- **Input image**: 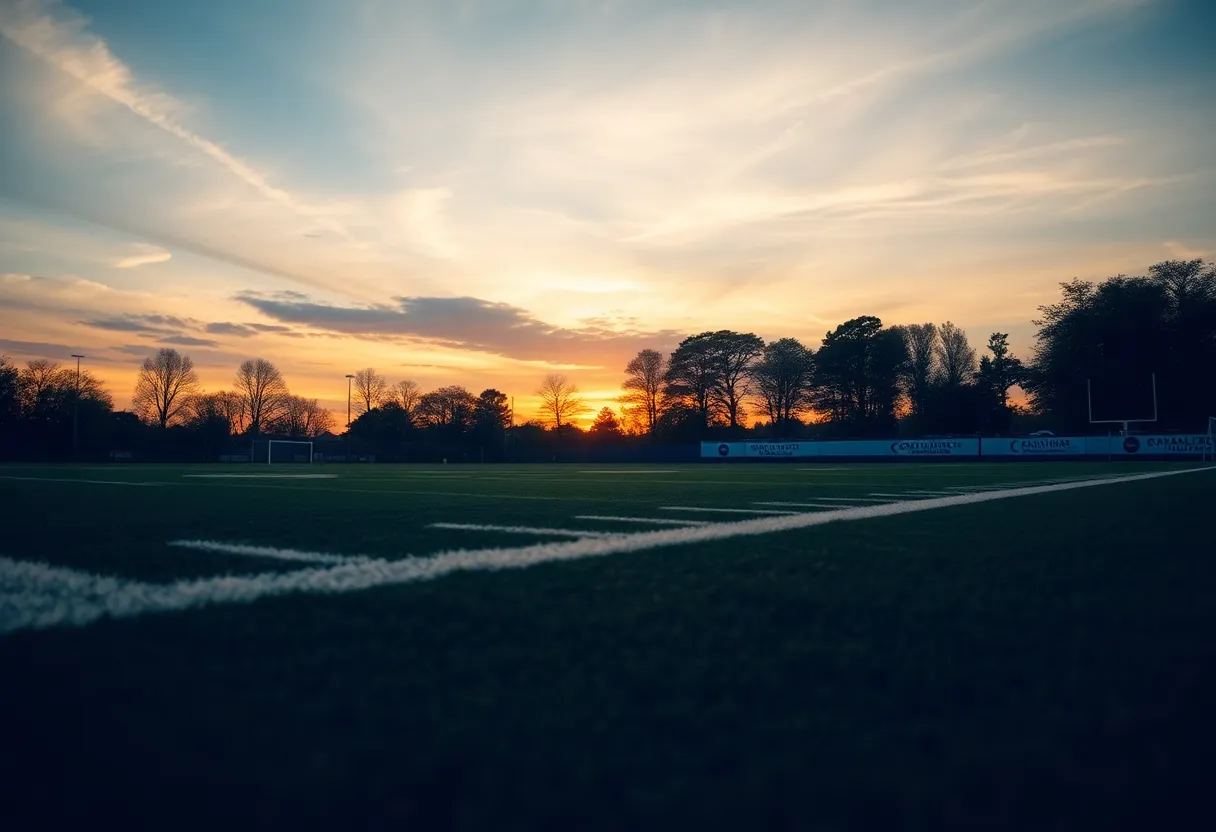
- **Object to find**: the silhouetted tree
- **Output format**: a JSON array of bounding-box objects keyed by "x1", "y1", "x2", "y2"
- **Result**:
[
  {"x1": 275, "y1": 395, "x2": 336, "y2": 437},
  {"x1": 977, "y1": 333, "x2": 1024, "y2": 411},
  {"x1": 0, "y1": 356, "x2": 19, "y2": 430},
  {"x1": 185, "y1": 391, "x2": 245, "y2": 435},
  {"x1": 536, "y1": 374, "x2": 588, "y2": 429},
  {"x1": 704, "y1": 330, "x2": 765, "y2": 430},
  {"x1": 935, "y1": 322, "x2": 977, "y2": 389},
  {"x1": 900, "y1": 323, "x2": 939, "y2": 417},
  {"x1": 811, "y1": 316, "x2": 907, "y2": 436},
  {"x1": 749, "y1": 337, "x2": 815, "y2": 435},
  {"x1": 393, "y1": 379, "x2": 423, "y2": 425},
  {"x1": 1025, "y1": 261, "x2": 1216, "y2": 431},
  {"x1": 353, "y1": 367, "x2": 389, "y2": 415},
  {"x1": 234, "y1": 358, "x2": 289, "y2": 436},
  {"x1": 663, "y1": 333, "x2": 721, "y2": 430},
  {"x1": 132, "y1": 348, "x2": 200, "y2": 428},
  {"x1": 621, "y1": 349, "x2": 666, "y2": 435},
  {"x1": 589, "y1": 407, "x2": 623, "y2": 439},
  {"x1": 417, "y1": 386, "x2": 478, "y2": 435}
]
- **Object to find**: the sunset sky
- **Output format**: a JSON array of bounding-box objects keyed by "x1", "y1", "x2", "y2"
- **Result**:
[{"x1": 1, "y1": 0, "x2": 1213, "y2": 425}]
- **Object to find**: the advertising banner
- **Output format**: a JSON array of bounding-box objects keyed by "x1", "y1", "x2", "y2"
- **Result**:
[
  {"x1": 704, "y1": 434, "x2": 1210, "y2": 459},
  {"x1": 981, "y1": 437, "x2": 1087, "y2": 456},
  {"x1": 1102, "y1": 434, "x2": 1212, "y2": 456},
  {"x1": 701, "y1": 438, "x2": 981, "y2": 458}
]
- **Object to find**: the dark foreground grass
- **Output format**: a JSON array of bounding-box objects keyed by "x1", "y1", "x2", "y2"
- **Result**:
[{"x1": 1, "y1": 463, "x2": 1214, "y2": 830}]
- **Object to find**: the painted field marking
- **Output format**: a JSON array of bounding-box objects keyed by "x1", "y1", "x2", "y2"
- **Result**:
[
  {"x1": 183, "y1": 474, "x2": 338, "y2": 480},
  {"x1": 168, "y1": 540, "x2": 365, "y2": 565},
  {"x1": 1, "y1": 557, "x2": 137, "y2": 632},
  {"x1": 867, "y1": 492, "x2": 935, "y2": 498},
  {"x1": 901, "y1": 490, "x2": 958, "y2": 496},
  {"x1": 575, "y1": 515, "x2": 710, "y2": 527},
  {"x1": 429, "y1": 523, "x2": 616, "y2": 539},
  {"x1": 752, "y1": 501, "x2": 881, "y2": 509},
  {"x1": 0, "y1": 476, "x2": 165, "y2": 487},
  {"x1": 2, "y1": 466, "x2": 1211, "y2": 635},
  {"x1": 768, "y1": 497, "x2": 886, "y2": 503},
  {"x1": 659, "y1": 506, "x2": 800, "y2": 515},
  {"x1": 578, "y1": 471, "x2": 678, "y2": 475}
]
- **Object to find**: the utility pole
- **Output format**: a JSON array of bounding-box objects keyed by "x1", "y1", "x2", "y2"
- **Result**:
[{"x1": 70, "y1": 354, "x2": 84, "y2": 454}]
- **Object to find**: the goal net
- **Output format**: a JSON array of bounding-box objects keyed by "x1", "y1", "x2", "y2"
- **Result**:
[{"x1": 253, "y1": 440, "x2": 314, "y2": 464}]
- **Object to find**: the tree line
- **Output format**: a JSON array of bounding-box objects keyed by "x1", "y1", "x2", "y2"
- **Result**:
[{"x1": 1, "y1": 258, "x2": 1212, "y2": 460}]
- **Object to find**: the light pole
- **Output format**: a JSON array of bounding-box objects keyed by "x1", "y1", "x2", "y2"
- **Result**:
[{"x1": 70, "y1": 354, "x2": 84, "y2": 454}]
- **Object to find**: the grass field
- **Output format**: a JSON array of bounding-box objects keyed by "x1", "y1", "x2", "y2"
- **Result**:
[{"x1": 2, "y1": 460, "x2": 1215, "y2": 829}]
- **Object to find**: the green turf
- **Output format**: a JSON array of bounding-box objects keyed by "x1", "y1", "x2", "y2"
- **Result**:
[{"x1": 2, "y1": 461, "x2": 1214, "y2": 829}]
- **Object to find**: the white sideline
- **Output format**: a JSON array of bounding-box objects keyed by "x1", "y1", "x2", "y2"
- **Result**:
[
  {"x1": 0, "y1": 476, "x2": 164, "y2": 487},
  {"x1": 659, "y1": 506, "x2": 799, "y2": 515},
  {"x1": 183, "y1": 474, "x2": 337, "y2": 480},
  {"x1": 168, "y1": 540, "x2": 365, "y2": 565},
  {"x1": 575, "y1": 515, "x2": 710, "y2": 527},
  {"x1": 0, "y1": 557, "x2": 136, "y2": 632},
  {"x1": 760, "y1": 497, "x2": 884, "y2": 504},
  {"x1": 752, "y1": 501, "x2": 877, "y2": 509},
  {"x1": 578, "y1": 471, "x2": 678, "y2": 475},
  {"x1": 429, "y1": 523, "x2": 617, "y2": 539},
  {"x1": 1, "y1": 466, "x2": 1211, "y2": 634}
]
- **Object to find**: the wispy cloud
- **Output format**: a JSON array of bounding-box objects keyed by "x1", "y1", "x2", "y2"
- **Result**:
[
  {"x1": 0, "y1": 0, "x2": 355, "y2": 243},
  {"x1": 113, "y1": 244, "x2": 171, "y2": 269}
]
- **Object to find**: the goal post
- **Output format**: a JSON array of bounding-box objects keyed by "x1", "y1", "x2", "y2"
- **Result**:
[
  {"x1": 1206, "y1": 417, "x2": 1216, "y2": 463},
  {"x1": 265, "y1": 440, "x2": 314, "y2": 464},
  {"x1": 1087, "y1": 372, "x2": 1157, "y2": 435}
]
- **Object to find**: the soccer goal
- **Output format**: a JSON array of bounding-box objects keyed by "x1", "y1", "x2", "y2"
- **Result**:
[{"x1": 255, "y1": 440, "x2": 314, "y2": 464}]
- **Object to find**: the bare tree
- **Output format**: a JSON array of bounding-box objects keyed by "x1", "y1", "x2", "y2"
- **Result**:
[
  {"x1": 936, "y1": 321, "x2": 977, "y2": 389},
  {"x1": 352, "y1": 368, "x2": 389, "y2": 415},
  {"x1": 536, "y1": 373, "x2": 588, "y2": 429},
  {"x1": 185, "y1": 391, "x2": 245, "y2": 435},
  {"x1": 277, "y1": 395, "x2": 336, "y2": 437},
  {"x1": 901, "y1": 323, "x2": 940, "y2": 415},
  {"x1": 132, "y1": 348, "x2": 200, "y2": 428},
  {"x1": 18, "y1": 359, "x2": 111, "y2": 417},
  {"x1": 393, "y1": 379, "x2": 422, "y2": 424},
  {"x1": 234, "y1": 358, "x2": 289, "y2": 436},
  {"x1": 620, "y1": 349, "x2": 666, "y2": 435}
]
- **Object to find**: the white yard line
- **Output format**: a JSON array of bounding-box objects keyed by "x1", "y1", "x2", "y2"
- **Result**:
[
  {"x1": 429, "y1": 523, "x2": 616, "y2": 539},
  {"x1": 575, "y1": 515, "x2": 710, "y2": 527},
  {"x1": 168, "y1": 540, "x2": 365, "y2": 565},
  {"x1": 577, "y1": 471, "x2": 679, "y2": 475},
  {"x1": 0, "y1": 476, "x2": 165, "y2": 487},
  {"x1": 768, "y1": 497, "x2": 885, "y2": 503},
  {"x1": 659, "y1": 506, "x2": 800, "y2": 515},
  {"x1": 183, "y1": 474, "x2": 338, "y2": 479},
  {"x1": 1, "y1": 466, "x2": 1211, "y2": 635},
  {"x1": 752, "y1": 501, "x2": 882, "y2": 509}
]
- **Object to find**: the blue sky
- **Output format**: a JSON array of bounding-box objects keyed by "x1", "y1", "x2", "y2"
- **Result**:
[{"x1": 1, "y1": 0, "x2": 1213, "y2": 420}]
